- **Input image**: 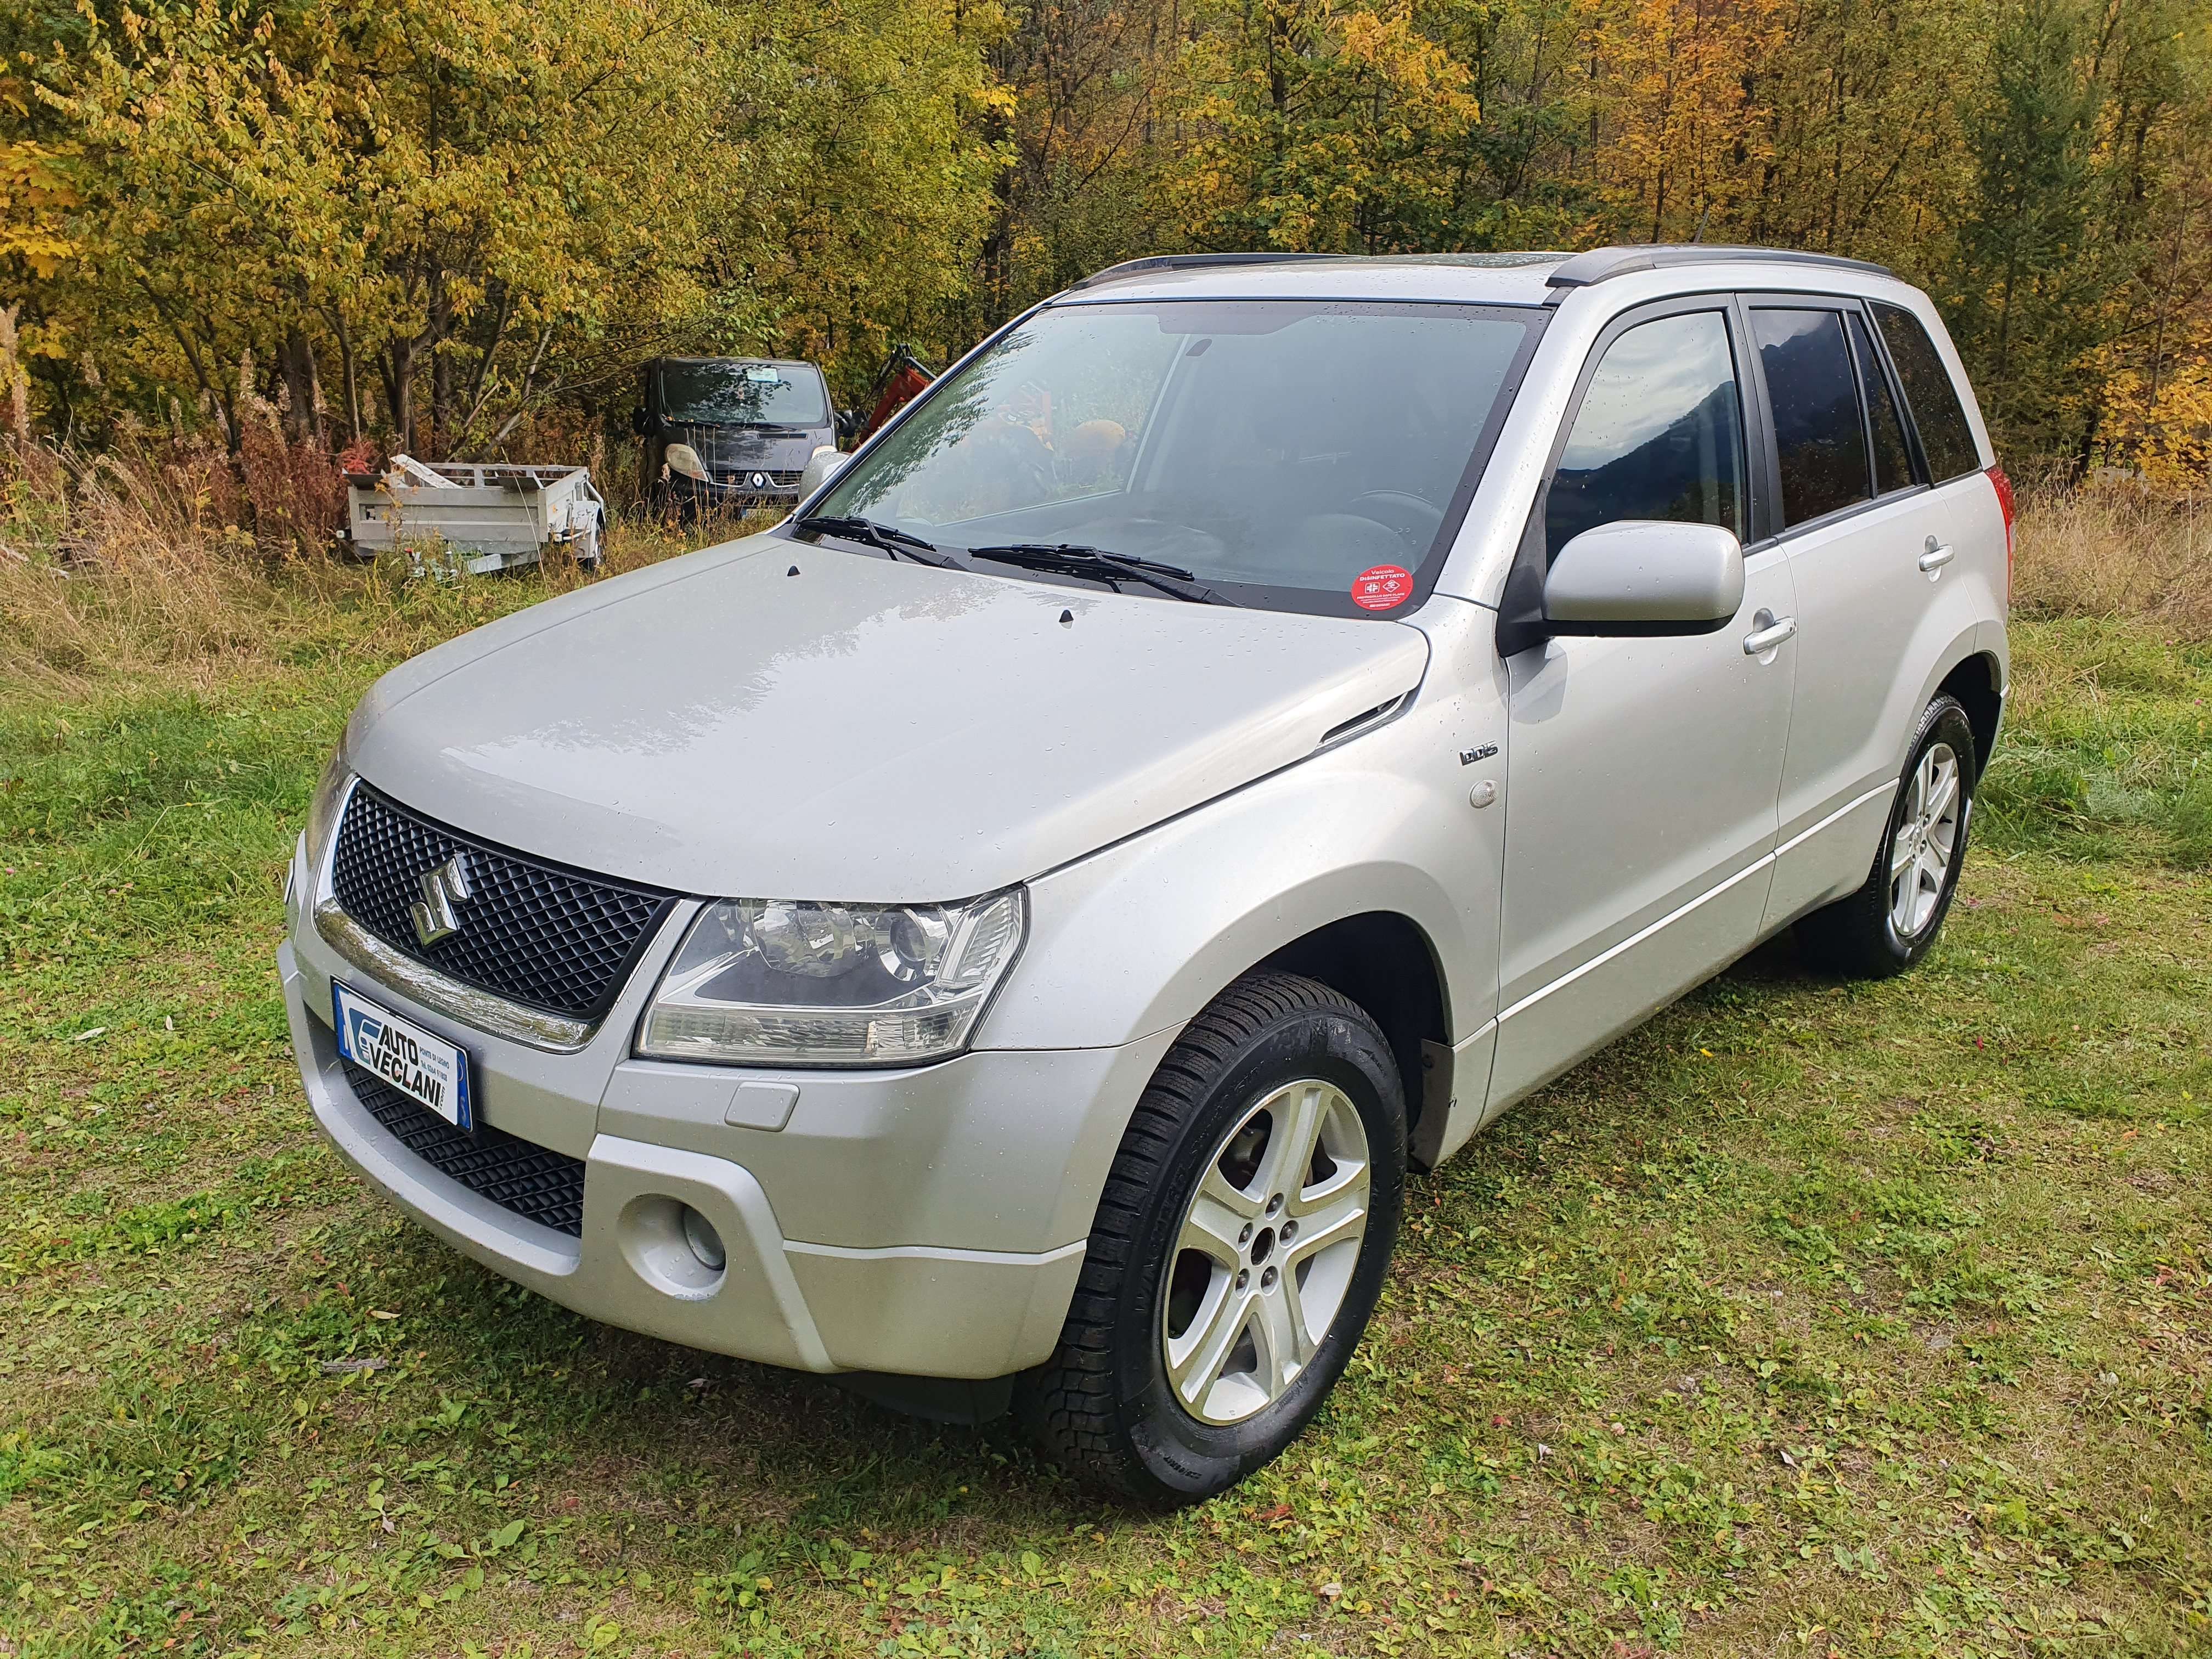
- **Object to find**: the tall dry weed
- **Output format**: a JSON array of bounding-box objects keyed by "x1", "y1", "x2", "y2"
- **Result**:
[
  {"x1": 0, "y1": 439, "x2": 334, "y2": 692},
  {"x1": 2012, "y1": 485, "x2": 2210, "y2": 639},
  {"x1": 18, "y1": 439, "x2": 2196, "y2": 701},
  {"x1": 0, "y1": 437, "x2": 744, "y2": 696}
]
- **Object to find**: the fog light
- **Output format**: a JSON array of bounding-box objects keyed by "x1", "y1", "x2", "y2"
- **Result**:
[{"x1": 680, "y1": 1205, "x2": 726, "y2": 1272}]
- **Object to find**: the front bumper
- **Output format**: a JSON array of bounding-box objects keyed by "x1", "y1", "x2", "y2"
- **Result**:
[{"x1": 279, "y1": 839, "x2": 1175, "y2": 1379}]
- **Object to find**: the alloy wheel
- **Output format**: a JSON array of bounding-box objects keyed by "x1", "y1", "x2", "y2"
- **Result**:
[
  {"x1": 1890, "y1": 740, "x2": 1962, "y2": 939},
  {"x1": 1160, "y1": 1078, "x2": 1372, "y2": 1425}
]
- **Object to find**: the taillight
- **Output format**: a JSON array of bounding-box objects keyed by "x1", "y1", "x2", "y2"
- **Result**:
[{"x1": 1987, "y1": 464, "x2": 2015, "y2": 607}]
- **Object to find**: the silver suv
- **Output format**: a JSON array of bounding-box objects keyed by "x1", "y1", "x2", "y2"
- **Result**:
[{"x1": 281, "y1": 246, "x2": 2012, "y2": 1503}]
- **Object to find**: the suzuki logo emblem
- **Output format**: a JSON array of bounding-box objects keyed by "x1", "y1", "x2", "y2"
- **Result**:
[{"x1": 409, "y1": 854, "x2": 472, "y2": 946}]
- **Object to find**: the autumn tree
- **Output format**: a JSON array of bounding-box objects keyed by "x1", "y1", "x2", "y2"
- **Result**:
[
  {"x1": 21, "y1": 0, "x2": 997, "y2": 454},
  {"x1": 970, "y1": 0, "x2": 1184, "y2": 323},
  {"x1": 1169, "y1": 0, "x2": 1487, "y2": 252}
]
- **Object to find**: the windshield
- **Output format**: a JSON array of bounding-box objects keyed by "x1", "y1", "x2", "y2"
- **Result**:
[
  {"x1": 662, "y1": 361, "x2": 828, "y2": 427},
  {"x1": 812, "y1": 299, "x2": 1541, "y2": 615}
]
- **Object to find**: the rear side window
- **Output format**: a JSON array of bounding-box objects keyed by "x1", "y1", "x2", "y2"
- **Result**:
[
  {"x1": 1752, "y1": 308, "x2": 1870, "y2": 528},
  {"x1": 1849, "y1": 312, "x2": 1915, "y2": 496},
  {"x1": 1871, "y1": 302, "x2": 1982, "y2": 481},
  {"x1": 1546, "y1": 310, "x2": 1746, "y2": 557}
]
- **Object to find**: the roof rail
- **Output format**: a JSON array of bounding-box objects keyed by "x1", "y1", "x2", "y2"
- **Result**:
[
  {"x1": 1543, "y1": 244, "x2": 1894, "y2": 300},
  {"x1": 1063, "y1": 252, "x2": 1347, "y2": 292}
]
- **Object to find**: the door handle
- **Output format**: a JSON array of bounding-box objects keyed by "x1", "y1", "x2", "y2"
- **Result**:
[
  {"x1": 1918, "y1": 537, "x2": 1955, "y2": 574},
  {"x1": 1742, "y1": 612, "x2": 1797, "y2": 657}
]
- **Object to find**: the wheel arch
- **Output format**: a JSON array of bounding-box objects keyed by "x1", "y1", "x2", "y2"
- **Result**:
[
  {"x1": 1934, "y1": 650, "x2": 2005, "y2": 780},
  {"x1": 1248, "y1": 912, "x2": 1451, "y2": 1144}
]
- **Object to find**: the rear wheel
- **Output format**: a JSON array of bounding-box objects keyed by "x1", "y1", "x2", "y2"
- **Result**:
[
  {"x1": 1796, "y1": 695, "x2": 1977, "y2": 978},
  {"x1": 1017, "y1": 973, "x2": 1405, "y2": 1504}
]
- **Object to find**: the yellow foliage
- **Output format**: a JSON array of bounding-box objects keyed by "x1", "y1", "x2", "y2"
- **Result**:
[
  {"x1": 2098, "y1": 352, "x2": 2212, "y2": 492},
  {"x1": 0, "y1": 141, "x2": 77, "y2": 282}
]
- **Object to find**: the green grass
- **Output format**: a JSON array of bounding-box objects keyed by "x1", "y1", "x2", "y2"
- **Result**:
[
  {"x1": 3, "y1": 597, "x2": 2210, "y2": 1657},
  {"x1": 1976, "y1": 620, "x2": 2212, "y2": 867}
]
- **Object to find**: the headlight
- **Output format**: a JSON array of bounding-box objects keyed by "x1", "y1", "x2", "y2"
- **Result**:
[
  {"x1": 304, "y1": 740, "x2": 354, "y2": 872},
  {"x1": 663, "y1": 443, "x2": 709, "y2": 482},
  {"x1": 637, "y1": 890, "x2": 1026, "y2": 1066}
]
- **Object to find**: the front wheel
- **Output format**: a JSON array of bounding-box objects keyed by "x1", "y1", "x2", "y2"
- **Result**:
[
  {"x1": 1017, "y1": 973, "x2": 1406, "y2": 1505},
  {"x1": 1796, "y1": 694, "x2": 1978, "y2": 978}
]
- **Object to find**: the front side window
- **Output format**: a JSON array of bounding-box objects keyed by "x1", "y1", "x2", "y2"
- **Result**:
[
  {"x1": 1871, "y1": 302, "x2": 1982, "y2": 482},
  {"x1": 1753, "y1": 308, "x2": 1872, "y2": 528},
  {"x1": 814, "y1": 299, "x2": 1543, "y2": 616},
  {"x1": 663, "y1": 362, "x2": 830, "y2": 427},
  {"x1": 1545, "y1": 310, "x2": 1746, "y2": 557}
]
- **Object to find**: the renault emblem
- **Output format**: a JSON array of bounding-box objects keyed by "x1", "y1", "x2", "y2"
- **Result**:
[{"x1": 410, "y1": 853, "x2": 473, "y2": 946}]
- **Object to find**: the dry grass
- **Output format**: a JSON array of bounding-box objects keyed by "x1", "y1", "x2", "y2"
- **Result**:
[
  {"x1": 0, "y1": 443, "x2": 740, "y2": 697},
  {"x1": 2013, "y1": 484, "x2": 2211, "y2": 638},
  {"x1": 4, "y1": 444, "x2": 2208, "y2": 699}
]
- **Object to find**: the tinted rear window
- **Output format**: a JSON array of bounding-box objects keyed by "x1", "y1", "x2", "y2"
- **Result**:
[
  {"x1": 1753, "y1": 308, "x2": 1871, "y2": 528},
  {"x1": 1871, "y1": 303, "x2": 1981, "y2": 481},
  {"x1": 1849, "y1": 312, "x2": 1915, "y2": 496}
]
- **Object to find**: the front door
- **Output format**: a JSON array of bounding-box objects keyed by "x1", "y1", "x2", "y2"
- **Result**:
[{"x1": 1489, "y1": 301, "x2": 1798, "y2": 1108}]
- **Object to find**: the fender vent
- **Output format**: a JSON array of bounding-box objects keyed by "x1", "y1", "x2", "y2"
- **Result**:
[{"x1": 1319, "y1": 695, "x2": 1408, "y2": 748}]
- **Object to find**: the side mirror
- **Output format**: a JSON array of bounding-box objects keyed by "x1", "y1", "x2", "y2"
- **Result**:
[
  {"x1": 798, "y1": 445, "x2": 850, "y2": 500},
  {"x1": 834, "y1": 408, "x2": 864, "y2": 443},
  {"x1": 1543, "y1": 521, "x2": 1745, "y2": 636},
  {"x1": 629, "y1": 407, "x2": 650, "y2": 438}
]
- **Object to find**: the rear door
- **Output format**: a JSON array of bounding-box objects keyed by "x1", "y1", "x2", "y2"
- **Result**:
[
  {"x1": 1749, "y1": 298, "x2": 1945, "y2": 926},
  {"x1": 1871, "y1": 300, "x2": 2011, "y2": 620}
]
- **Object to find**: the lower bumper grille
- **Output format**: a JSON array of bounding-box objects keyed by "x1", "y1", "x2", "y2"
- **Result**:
[{"x1": 342, "y1": 1058, "x2": 585, "y2": 1237}]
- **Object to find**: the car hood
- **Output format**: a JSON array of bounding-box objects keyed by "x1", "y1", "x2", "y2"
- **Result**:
[
  {"x1": 673, "y1": 426, "x2": 825, "y2": 470},
  {"x1": 347, "y1": 535, "x2": 1431, "y2": 899}
]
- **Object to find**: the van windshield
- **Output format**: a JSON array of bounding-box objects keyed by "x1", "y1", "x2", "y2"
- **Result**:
[
  {"x1": 663, "y1": 362, "x2": 828, "y2": 427},
  {"x1": 811, "y1": 299, "x2": 1542, "y2": 616}
]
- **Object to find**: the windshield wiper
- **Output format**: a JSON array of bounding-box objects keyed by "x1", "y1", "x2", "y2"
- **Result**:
[
  {"x1": 794, "y1": 516, "x2": 963, "y2": 569},
  {"x1": 964, "y1": 543, "x2": 1232, "y2": 605}
]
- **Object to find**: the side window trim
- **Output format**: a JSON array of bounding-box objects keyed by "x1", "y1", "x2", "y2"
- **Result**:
[
  {"x1": 1729, "y1": 293, "x2": 1782, "y2": 548},
  {"x1": 1496, "y1": 292, "x2": 1756, "y2": 656},
  {"x1": 1740, "y1": 290, "x2": 1928, "y2": 544},
  {"x1": 1842, "y1": 304, "x2": 1921, "y2": 498}
]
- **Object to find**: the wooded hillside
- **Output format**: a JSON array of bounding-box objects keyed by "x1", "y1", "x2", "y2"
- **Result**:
[{"x1": 4, "y1": 0, "x2": 2208, "y2": 483}]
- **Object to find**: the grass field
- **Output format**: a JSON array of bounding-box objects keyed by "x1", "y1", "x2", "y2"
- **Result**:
[{"x1": 3, "y1": 506, "x2": 2211, "y2": 1656}]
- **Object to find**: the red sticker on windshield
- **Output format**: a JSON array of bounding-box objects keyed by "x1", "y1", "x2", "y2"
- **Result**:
[{"x1": 1351, "y1": 565, "x2": 1413, "y2": 611}]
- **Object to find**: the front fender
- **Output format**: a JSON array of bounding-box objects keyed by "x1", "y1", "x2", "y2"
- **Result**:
[{"x1": 974, "y1": 689, "x2": 1503, "y2": 1054}]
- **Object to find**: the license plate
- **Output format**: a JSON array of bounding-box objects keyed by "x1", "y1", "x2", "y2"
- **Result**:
[{"x1": 332, "y1": 981, "x2": 473, "y2": 1129}]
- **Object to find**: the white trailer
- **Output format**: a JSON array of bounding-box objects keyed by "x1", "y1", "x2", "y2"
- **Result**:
[{"x1": 347, "y1": 456, "x2": 605, "y2": 574}]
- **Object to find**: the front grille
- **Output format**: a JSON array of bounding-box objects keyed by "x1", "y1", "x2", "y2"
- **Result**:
[
  {"x1": 330, "y1": 783, "x2": 675, "y2": 1020},
  {"x1": 718, "y1": 468, "x2": 802, "y2": 489},
  {"x1": 343, "y1": 1058, "x2": 585, "y2": 1237}
]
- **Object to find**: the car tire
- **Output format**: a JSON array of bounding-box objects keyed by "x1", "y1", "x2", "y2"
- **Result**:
[
  {"x1": 1017, "y1": 972, "x2": 1406, "y2": 1505},
  {"x1": 1795, "y1": 694, "x2": 1979, "y2": 979}
]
